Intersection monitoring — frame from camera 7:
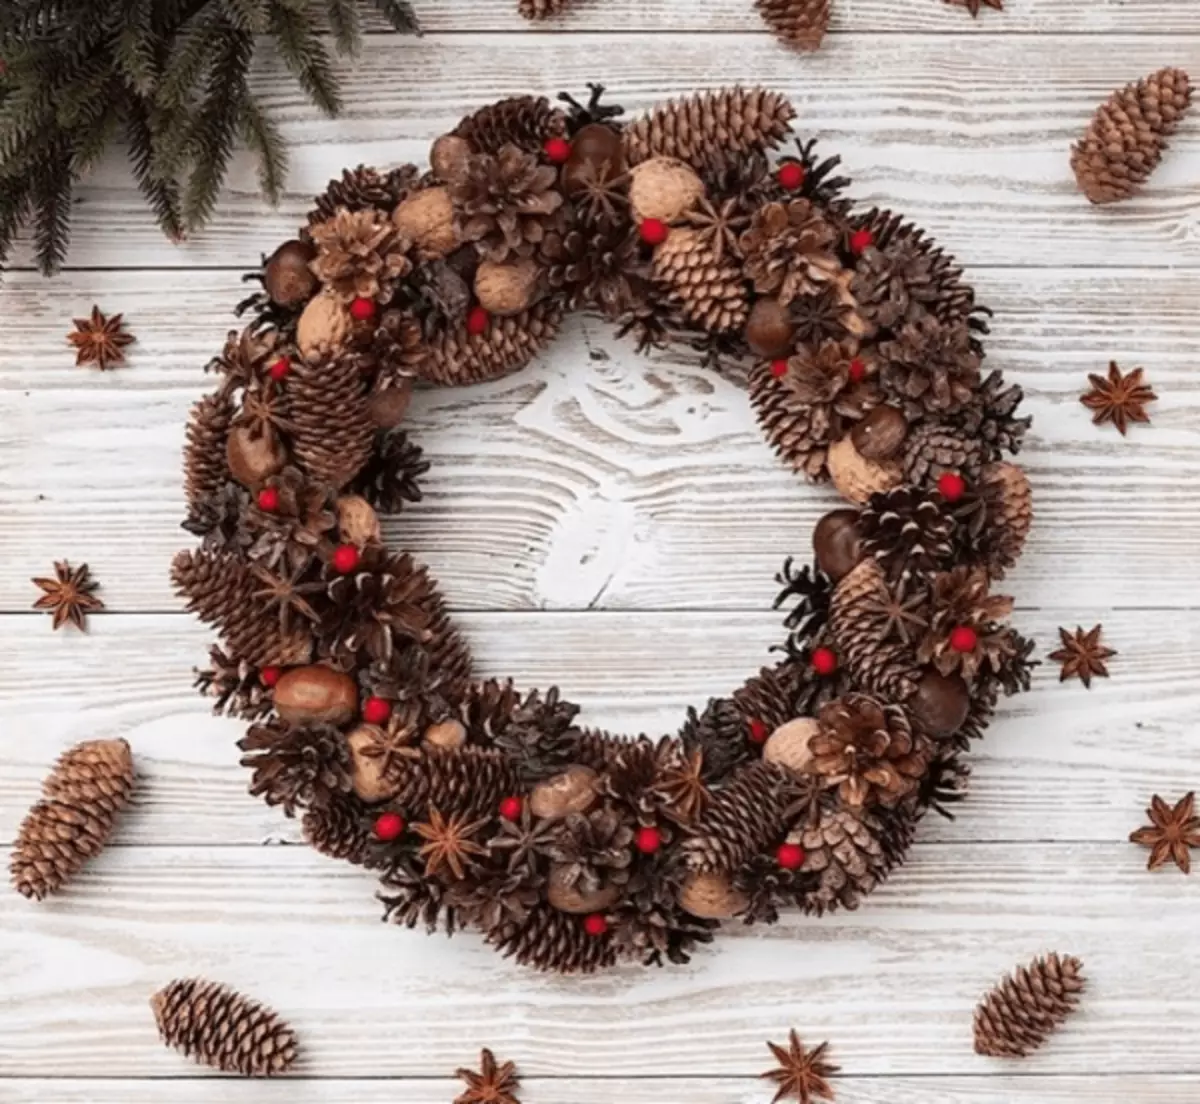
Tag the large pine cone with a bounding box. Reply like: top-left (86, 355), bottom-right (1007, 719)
top-left (878, 314), bottom-right (982, 419)
top-left (974, 953), bottom-right (1085, 1057)
top-left (307, 164), bottom-right (420, 226)
top-left (740, 199), bottom-right (841, 305)
top-left (681, 761), bottom-right (795, 872)
top-left (451, 145), bottom-right (563, 262)
top-left (10, 739), bottom-right (134, 899)
top-left (652, 228), bottom-right (749, 333)
top-left (979, 462), bottom-right (1033, 577)
top-left (1071, 68), bottom-right (1192, 205)
top-left (799, 805), bottom-right (891, 915)
top-left (308, 207), bottom-right (412, 304)
top-left (757, 0), bottom-right (830, 52)
top-left (486, 902), bottom-right (619, 973)
top-left (238, 720), bottom-right (352, 816)
top-left (453, 95), bottom-right (568, 155)
top-left (183, 392), bottom-right (234, 510)
top-left (419, 302), bottom-right (563, 386)
top-left (916, 566), bottom-right (1014, 681)
top-left (389, 747), bottom-right (521, 822)
top-left (151, 978), bottom-right (298, 1076)
top-left (858, 485), bottom-right (957, 586)
top-left (303, 794), bottom-right (370, 864)
top-left (289, 355), bottom-right (375, 489)
top-left (902, 423), bottom-right (985, 486)
top-left (951, 370), bottom-right (1031, 463)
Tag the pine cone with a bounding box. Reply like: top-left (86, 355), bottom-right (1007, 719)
top-left (800, 805), bottom-right (891, 915)
top-left (184, 482), bottom-right (253, 557)
top-left (679, 698), bottom-right (753, 783)
top-left (307, 164), bottom-right (420, 226)
top-left (974, 953), bottom-right (1085, 1057)
top-left (518, 0), bottom-right (572, 17)
top-left (809, 693), bottom-right (929, 807)
top-left (208, 325), bottom-right (279, 390)
top-left (682, 761), bottom-right (795, 872)
top-left (486, 902), bottom-right (619, 973)
top-left (652, 228), bottom-right (749, 333)
top-left (952, 370), bottom-right (1031, 463)
top-left (183, 392), bottom-right (234, 510)
top-left (10, 739), bottom-right (134, 900)
top-left (289, 356), bottom-right (375, 489)
top-left (453, 95), bottom-right (568, 155)
top-left (979, 461), bottom-right (1032, 577)
top-left (623, 88), bottom-right (797, 172)
top-left (451, 145), bottom-right (563, 262)
top-left (390, 747), bottom-right (521, 821)
top-left (879, 315), bottom-right (982, 419)
top-left (740, 199), bottom-right (841, 305)
top-left (194, 645), bottom-right (274, 720)
top-left (749, 359), bottom-right (830, 481)
top-left (827, 559), bottom-right (923, 701)
top-left (358, 308), bottom-right (429, 381)
top-left (303, 794), bottom-right (371, 863)
top-left (238, 720), bottom-right (351, 816)
top-left (548, 805), bottom-right (635, 893)
top-left (902, 423), bottom-right (985, 486)
top-left (916, 566), bottom-right (1014, 681)
top-left (308, 207), bottom-right (413, 304)
top-left (756, 0), bottom-right (830, 52)
top-left (1071, 68), bottom-right (1192, 205)
top-left (733, 662), bottom-right (814, 734)
top-left (459, 679), bottom-right (522, 741)
top-left (419, 302), bottom-right (563, 386)
top-left (491, 686), bottom-right (583, 781)
top-left (539, 211), bottom-right (640, 316)
top-left (151, 978), bottom-right (298, 1076)
top-left (348, 428), bottom-right (429, 513)
top-left (858, 486), bottom-right (957, 586)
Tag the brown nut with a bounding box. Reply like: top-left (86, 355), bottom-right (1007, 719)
top-left (274, 666), bottom-right (358, 726)
top-left (528, 765), bottom-right (598, 820)
top-left (745, 297), bottom-right (794, 358)
top-left (678, 871), bottom-right (749, 920)
top-left (628, 156), bottom-right (706, 223)
top-left (423, 719), bottom-right (467, 750)
top-left (226, 424), bottom-right (286, 487)
top-left (264, 239), bottom-right (318, 307)
top-left (474, 258), bottom-right (542, 317)
top-left (827, 435), bottom-right (903, 505)
top-left (336, 495), bottom-right (381, 546)
top-left (546, 865), bottom-right (622, 914)
top-left (297, 290), bottom-right (352, 361)
top-left (430, 134), bottom-right (472, 184)
top-left (763, 718), bottom-right (820, 775)
top-left (392, 187), bottom-right (458, 259)
top-left (813, 508), bottom-right (862, 582)
top-left (910, 670), bottom-right (971, 738)
top-left (851, 404), bottom-right (908, 461)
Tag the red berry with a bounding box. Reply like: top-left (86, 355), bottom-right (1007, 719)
top-left (331, 544), bottom-right (360, 574)
top-left (499, 796), bottom-right (523, 822)
top-left (466, 306), bottom-right (490, 336)
top-left (949, 625), bottom-right (979, 653)
top-left (256, 487), bottom-right (280, 512)
top-left (937, 471), bottom-right (967, 503)
top-left (373, 812), bottom-right (405, 841)
top-left (268, 356), bottom-right (291, 383)
top-left (849, 228), bottom-right (874, 255)
top-left (748, 718), bottom-right (770, 744)
top-left (635, 826), bottom-right (663, 854)
top-left (770, 358), bottom-right (789, 379)
top-left (777, 161), bottom-right (806, 191)
top-left (811, 647), bottom-right (838, 676)
top-left (776, 842), bottom-right (806, 870)
top-left (362, 696), bottom-right (392, 725)
top-left (350, 297), bottom-right (376, 322)
top-left (583, 913), bottom-right (609, 937)
top-left (544, 136), bottom-right (571, 163)
top-left (260, 665), bottom-right (282, 688)
top-left (848, 357), bottom-right (866, 383)
top-left (639, 218), bottom-right (669, 246)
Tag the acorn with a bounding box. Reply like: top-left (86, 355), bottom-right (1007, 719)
top-left (346, 724), bottom-right (398, 803)
top-left (430, 134), bottom-right (472, 184)
top-left (744, 297), bottom-right (794, 358)
top-left (423, 719), bottom-right (467, 750)
top-left (297, 289), bottom-right (352, 361)
top-left (474, 257), bottom-right (542, 316)
top-left (226, 423), bottom-right (286, 487)
top-left (546, 865), bottom-right (621, 914)
top-left (851, 404), bottom-right (908, 461)
top-left (910, 670), bottom-right (971, 738)
top-left (273, 666), bottom-right (359, 726)
top-left (678, 871), bottom-right (749, 920)
top-left (367, 379), bottom-right (414, 428)
top-left (813, 508), bottom-right (863, 581)
top-left (529, 765), bottom-right (598, 820)
top-left (628, 156), bottom-right (705, 223)
top-left (392, 187), bottom-right (458, 259)
top-left (263, 239), bottom-right (318, 307)
top-left (763, 718), bottom-right (820, 775)
top-left (336, 495), bottom-right (381, 546)
top-left (562, 123), bottom-right (625, 194)
top-left (827, 435), bottom-right (903, 505)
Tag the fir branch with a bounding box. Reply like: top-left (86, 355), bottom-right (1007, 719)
top-left (238, 93), bottom-right (287, 206)
top-left (324, 0), bottom-right (363, 56)
top-left (115, 0), bottom-right (158, 97)
top-left (371, 0), bottom-right (420, 33)
top-left (126, 97), bottom-right (186, 242)
top-left (31, 150), bottom-right (73, 275)
top-left (219, 0), bottom-right (270, 34)
top-left (269, 1), bottom-right (341, 117)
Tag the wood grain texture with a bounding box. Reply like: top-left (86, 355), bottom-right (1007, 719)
top-left (5, 34), bottom-right (1198, 272)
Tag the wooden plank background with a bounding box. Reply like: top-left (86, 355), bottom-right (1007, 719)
top-left (2, 2), bottom-right (1199, 1101)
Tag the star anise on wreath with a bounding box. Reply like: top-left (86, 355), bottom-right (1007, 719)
top-left (572, 162), bottom-right (630, 229)
top-left (762, 1030), bottom-right (839, 1104)
top-left (68, 306), bottom-right (135, 370)
top-left (250, 563), bottom-right (324, 637)
top-left (455, 1047), bottom-right (521, 1104)
top-left (1130, 793), bottom-right (1200, 873)
top-left (684, 196), bottom-right (750, 263)
top-left (1080, 362), bottom-right (1157, 436)
top-left (489, 804), bottom-right (558, 876)
top-left (864, 582), bottom-right (929, 645)
top-left (413, 808), bottom-right (487, 881)
top-left (1048, 624), bottom-right (1116, 688)
top-left (790, 285), bottom-right (856, 346)
top-left (359, 703), bottom-right (423, 776)
top-left (31, 560), bottom-right (105, 630)
top-left (654, 745), bottom-right (710, 824)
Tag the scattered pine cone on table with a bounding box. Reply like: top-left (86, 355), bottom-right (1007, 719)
top-left (974, 953), bottom-right (1085, 1057)
top-left (757, 0), bottom-right (831, 52)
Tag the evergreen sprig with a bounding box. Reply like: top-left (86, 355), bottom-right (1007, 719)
top-left (0, 0), bottom-right (420, 273)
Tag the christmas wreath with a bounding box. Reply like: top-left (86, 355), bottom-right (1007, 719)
top-left (175, 85), bottom-right (1037, 974)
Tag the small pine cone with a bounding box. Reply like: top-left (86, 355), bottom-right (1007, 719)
top-left (902, 424), bottom-right (985, 487)
top-left (486, 903), bottom-right (619, 974)
top-left (518, 0), bottom-right (572, 18)
top-left (623, 88), bottom-right (797, 171)
top-left (952, 369), bottom-right (1031, 463)
top-left (453, 95), bottom-right (568, 155)
top-left (828, 560), bottom-right (922, 701)
top-left (306, 164), bottom-right (420, 227)
top-left (151, 978), bottom-right (298, 1076)
top-left (800, 805), bottom-right (890, 915)
top-left (303, 795), bottom-right (370, 864)
top-left (10, 739), bottom-right (134, 899)
top-left (391, 747), bottom-right (521, 821)
top-left (679, 698), bottom-right (754, 783)
top-left (733, 662), bottom-right (808, 735)
top-left (238, 721), bottom-right (352, 816)
top-left (974, 953), bottom-right (1085, 1057)
top-left (652, 228), bottom-right (750, 334)
top-left (859, 485), bottom-right (957, 586)
top-left (459, 678), bottom-right (522, 743)
top-left (1071, 68), bottom-right (1192, 205)
top-left (349, 428), bottom-right (430, 514)
top-left (183, 392), bottom-right (234, 510)
top-left (289, 356), bottom-right (375, 489)
top-left (756, 0), bottom-right (830, 52)
top-left (419, 302), bottom-right (563, 386)
top-left (749, 359), bottom-right (829, 481)
top-left (980, 461), bottom-right (1033, 577)
top-left (682, 761), bottom-right (795, 872)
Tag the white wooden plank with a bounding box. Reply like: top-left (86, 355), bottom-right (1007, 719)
top-left (6, 35), bottom-right (1198, 271)
top-left (0, 842), bottom-right (1195, 1077)
top-left (1, 609), bottom-right (1195, 846)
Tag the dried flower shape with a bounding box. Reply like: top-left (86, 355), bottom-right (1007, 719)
top-left (414, 808), bottom-right (488, 880)
top-left (248, 467), bottom-right (339, 573)
top-left (762, 1030), bottom-right (839, 1104)
top-left (684, 196), bottom-right (750, 263)
top-left (453, 95), bottom-right (567, 156)
top-left (490, 804), bottom-right (559, 877)
top-left (10, 738), bottom-right (134, 899)
top-left (1079, 361), bottom-right (1157, 435)
top-left (1130, 792), bottom-right (1200, 873)
top-left (879, 314), bottom-right (981, 419)
top-left (308, 207), bottom-right (413, 303)
top-left (654, 745), bottom-right (710, 824)
top-left (1071, 68), bottom-right (1192, 205)
top-left (810, 693), bottom-right (929, 807)
top-left (360, 703), bottom-right (423, 777)
top-left (194, 645), bottom-right (274, 720)
top-left (455, 1047), bottom-right (522, 1104)
top-left (973, 953), bottom-right (1085, 1057)
top-left (31, 560), bottom-right (105, 631)
top-left (1048, 624), bottom-right (1116, 688)
top-left (916, 566), bottom-right (1015, 680)
top-left (451, 145), bottom-right (563, 263)
top-left (548, 806), bottom-right (635, 893)
top-left (862, 580), bottom-right (929, 646)
top-left (740, 199), bottom-right (841, 304)
top-left (238, 720), bottom-right (351, 815)
top-left (250, 562), bottom-right (325, 637)
top-left (151, 978), bottom-right (298, 1077)
top-left (790, 280), bottom-right (866, 346)
top-left (307, 164), bottom-right (420, 226)
top-left (68, 306), bottom-right (135, 370)
top-left (757, 0), bottom-right (831, 52)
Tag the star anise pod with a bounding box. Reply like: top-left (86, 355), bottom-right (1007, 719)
top-left (684, 196), bottom-right (750, 263)
top-left (762, 1030), bottom-right (839, 1104)
top-left (455, 1047), bottom-right (521, 1104)
top-left (654, 745), bottom-right (710, 824)
top-left (1130, 792), bottom-right (1200, 873)
top-left (864, 581), bottom-right (929, 645)
top-left (68, 306), bottom-right (135, 370)
top-left (790, 284), bottom-right (858, 346)
top-left (31, 560), bottom-right (105, 630)
top-left (1048, 624), bottom-right (1116, 688)
top-left (489, 804), bottom-right (558, 876)
top-left (250, 563), bottom-right (324, 637)
top-left (1080, 362), bottom-right (1157, 436)
top-left (358, 702), bottom-right (423, 776)
top-left (572, 161), bottom-right (630, 229)
top-left (413, 808), bottom-right (488, 881)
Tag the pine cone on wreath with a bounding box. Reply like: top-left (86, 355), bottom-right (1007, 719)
top-left (486, 902), bottom-right (619, 973)
top-left (733, 662), bottom-right (812, 737)
top-left (390, 747), bottom-right (522, 822)
top-left (952, 370), bottom-right (1031, 463)
top-left (307, 165), bottom-right (420, 227)
top-left (902, 423), bottom-right (985, 486)
top-left (349, 429), bottom-right (430, 514)
top-left (548, 805), bottom-right (636, 894)
top-left (207, 325), bottom-right (280, 392)
top-left (678, 697), bottom-right (755, 783)
top-left (420, 302), bottom-right (564, 386)
top-left (451, 145), bottom-right (564, 262)
top-left (749, 360), bottom-right (832, 481)
top-left (756, 0), bottom-right (831, 53)
top-left (852, 242), bottom-right (944, 333)
top-left (151, 978), bottom-right (298, 1077)
top-left (238, 720), bottom-right (352, 816)
top-left (740, 199), bottom-right (841, 305)
top-left (799, 804), bottom-right (891, 915)
top-left (858, 485), bottom-right (957, 586)
top-left (303, 794), bottom-right (371, 864)
top-left (916, 566), bottom-right (1014, 681)
top-left (289, 356), bottom-right (375, 490)
top-left (1071, 68), bottom-right (1192, 205)
top-left (879, 315), bottom-right (982, 419)
top-left (308, 207), bottom-right (413, 304)
top-left (974, 953), bottom-right (1085, 1057)
top-left (183, 392), bottom-right (235, 510)
top-left (246, 467), bottom-right (339, 575)
top-left (652, 228), bottom-right (750, 333)
top-left (492, 686), bottom-right (584, 782)
top-left (183, 482), bottom-right (253, 557)
top-left (540, 215), bottom-right (640, 314)
top-left (358, 308), bottom-right (429, 382)
top-left (518, 0), bottom-right (573, 18)
top-left (453, 95), bottom-right (569, 155)
top-left (10, 739), bottom-right (134, 900)
top-left (976, 461), bottom-right (1033, 577)
top-left (194, 645), bottom-right (274, 721)
top-left (682, 761), bottom-right (796, 872)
